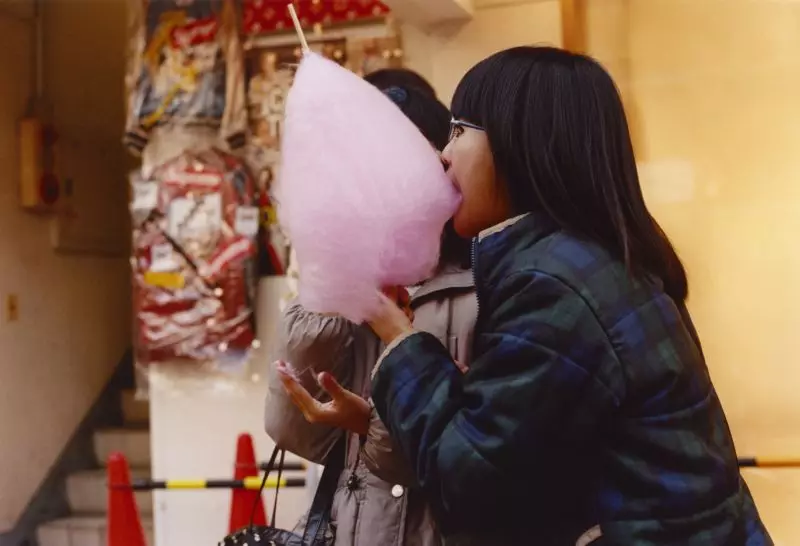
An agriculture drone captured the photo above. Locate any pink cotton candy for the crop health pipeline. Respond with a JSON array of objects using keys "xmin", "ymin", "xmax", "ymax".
[{"xmin": 276, "ymin": 53, "xmax": 461, "ymax": 323}]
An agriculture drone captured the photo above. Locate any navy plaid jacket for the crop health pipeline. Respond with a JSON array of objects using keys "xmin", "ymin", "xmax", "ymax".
[{"xmin": 372, "ymin": 213, "xmax": 771, "ymax": 545}]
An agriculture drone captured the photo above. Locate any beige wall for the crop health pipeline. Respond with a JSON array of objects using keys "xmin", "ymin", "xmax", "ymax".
[
  {"xmin": 402, "ymin": 0, "xmax": 562, "ymax": 102},
  {"xmin": 0, "ymin": 0, "xmax": 129, "ymax": 530},
  {"xmin": 403, "ymin": 0, "xmax": 799, "ymax": 541}
]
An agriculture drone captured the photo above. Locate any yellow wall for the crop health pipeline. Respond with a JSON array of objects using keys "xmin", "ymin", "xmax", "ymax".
[
  {"xmin": 404, "ymin": 0, "xmax": 799, "ymax": 541},
  {"xmin": 586, "ymin": 0, "xmax": 800, "ymax": 540},
  {"xmin": 0, "ymin": 0, "xmax": 129, "ymax": 529}
]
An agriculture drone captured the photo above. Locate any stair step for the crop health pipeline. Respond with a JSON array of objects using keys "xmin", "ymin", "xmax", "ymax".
[
  {"xmin": 67, "ymin": 469, "xmax": 153, "ymax": 516},
  {"xmin": 93, "ymin": 428, "xmax": 150, "ymax": 468},
  {"xmin": 121, "ymin": 389, "xmax": 149, "ymax": 425},
  {"xmin": 37, "ymin": 516, "xmax": 154, "ymax": 546}
]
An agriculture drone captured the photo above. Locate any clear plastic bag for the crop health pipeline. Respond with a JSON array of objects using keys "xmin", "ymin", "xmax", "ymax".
[
  {"xmin": 130, "ymin": 148, "xmax": 259, "ymax": 374},
  {"xmin": 123, "ymin": 0, "xmax": 247, "ymax": 156}
]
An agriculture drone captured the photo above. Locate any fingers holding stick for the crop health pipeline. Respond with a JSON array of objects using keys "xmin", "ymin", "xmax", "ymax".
[
  {"xmin": 276, "ymin": 361, "xmax": 324, "ymax": 422},
  {"xmin": 381, "ymin": 286, "xmax": 414, "ymax": 322},
  {"xmin": 274, "ymin": 361, "xmax": 370, "ymax": 435}
]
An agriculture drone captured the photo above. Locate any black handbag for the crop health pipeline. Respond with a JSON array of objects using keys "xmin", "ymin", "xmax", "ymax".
[{"xmin": 222, "ymin": 437, "xmax": 345, "ymax": 546}]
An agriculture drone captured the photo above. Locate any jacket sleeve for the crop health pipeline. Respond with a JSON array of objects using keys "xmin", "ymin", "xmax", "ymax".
[
  {"xmin": 360, "ymin": 404, "xmax": 417, "ymax": 486},
  {"xmin": 264, "ymin": 300, "xmax": 357, "ymax": 464},
  {"xmin": 370, "ymin": 270, "xmax": 621, "ymax": 532}
]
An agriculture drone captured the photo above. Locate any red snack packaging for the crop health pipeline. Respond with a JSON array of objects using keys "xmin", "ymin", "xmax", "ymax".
[{"xmin": 130, "ymin": 148, "xmax": 259, "ymax": 367}]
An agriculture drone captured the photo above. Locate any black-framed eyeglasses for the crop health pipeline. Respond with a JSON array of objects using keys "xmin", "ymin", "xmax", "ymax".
[{"xmin": 449, "ymin": 118, "xmax": 485, "ymax": 141}]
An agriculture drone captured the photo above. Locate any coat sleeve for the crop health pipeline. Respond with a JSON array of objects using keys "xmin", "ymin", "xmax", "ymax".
[
  {"xmin": 264, "ymin": 300, "xmax": 358, "ymax": 464},
  {"xmin": 370, "ymin": 270, "xmax": 621, "ymax": 532},
  {"xmin": 360, "ymin": 403, "xmax": 417, "ymax": 486},
  {"xmin": 361, "ymin": 288, "xmax": 478, "ymax": 487}
]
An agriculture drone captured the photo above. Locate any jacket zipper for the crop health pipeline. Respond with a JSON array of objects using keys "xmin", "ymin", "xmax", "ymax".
[{"xmin": 471, "ymin": 237, "xmax": 481, "ymax": 319}]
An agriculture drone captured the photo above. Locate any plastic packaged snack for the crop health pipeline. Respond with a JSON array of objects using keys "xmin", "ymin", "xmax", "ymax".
[
  {"xmin": 130, "ymin": 148, "xmax": 259, "ymax": 367},
  {"xmin": 124, "ymin": 0, "xmax": 247, "ymax": 155}
]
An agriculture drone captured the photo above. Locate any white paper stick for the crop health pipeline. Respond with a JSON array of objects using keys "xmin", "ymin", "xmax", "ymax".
[{"xmin": 287, "ymin": 3, "xmax": 310, "ymax": 54}]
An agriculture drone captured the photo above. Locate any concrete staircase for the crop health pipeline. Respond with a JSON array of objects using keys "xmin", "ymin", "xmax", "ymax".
[{"xmin": 36, "ymin": 391, "xmax": 154, "ymax": 546}]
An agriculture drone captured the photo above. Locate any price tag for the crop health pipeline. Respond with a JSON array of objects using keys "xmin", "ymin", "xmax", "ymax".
[
  {"xmin": 144, "ymin": 271, "xmax": 185, "ymax": 289},
  {"xmin": 235, "ymin": 206, "xmax": 260, "ymax": 236},
  {"xmin": 132, "ymin": 181, "xmax": 158, "ymax": 211},
  {"xmin": 168, "ymin": 194, "xmax": 222, "ymax": 239},
  {"xmin": 150, "ymin": 243, "xmax": 177, "ymax": 272}
]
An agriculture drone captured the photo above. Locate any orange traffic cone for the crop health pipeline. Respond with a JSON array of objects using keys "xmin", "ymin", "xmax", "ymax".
[
  {"xmin": 107, "ymin": 452, "xmax": 147, "ymax": 546},
  {"xmin": 229, "ymin": 433, "xmax": 267, "ymax": 533}
]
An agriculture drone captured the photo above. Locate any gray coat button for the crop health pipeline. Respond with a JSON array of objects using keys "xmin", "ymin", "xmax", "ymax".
[{"xmin": 391, "ymin": 484, "xmax": 404, "ymax": 498}]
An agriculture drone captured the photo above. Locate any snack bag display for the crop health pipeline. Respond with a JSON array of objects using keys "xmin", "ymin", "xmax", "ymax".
[
  {"xmin": 124, "ymin": 0, "xmax": 247, "ymax": 155},
  {"xmin": 130, "ymin": 149, "xmax": 259, "ymax": 366}
]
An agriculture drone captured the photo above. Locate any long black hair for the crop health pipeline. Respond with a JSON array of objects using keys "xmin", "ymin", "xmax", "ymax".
[{"xmin": 451, "ymin": 46, "xmax": 688, "ymax": 301}]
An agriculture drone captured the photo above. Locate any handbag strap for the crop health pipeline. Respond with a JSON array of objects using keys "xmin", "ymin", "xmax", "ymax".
[
  {"xmin": 301, "ymin": 436, "xmax": 346, "ymax": 544},
  {"xmin": 250, "ymin": 444, "xmax": 282, "ymax": 529},
  {"xmin": 272, "ymin": 449, "xmax": 286, "ymax": 525},
  {"xmin": 249, "ymin": 436, "xmax": 346, "ymax": 544}
]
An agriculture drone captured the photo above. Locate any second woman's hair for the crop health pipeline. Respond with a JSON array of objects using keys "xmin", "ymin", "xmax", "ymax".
[
  {"xmin": 378, "ymin": 84, "xmax": 471, "ymax": 270},
  {"xmin": 382, "ymin": 85, "xmax": 451, "ymax": 152},
  {"xmin": 364, "ymin": 68, "xmax": 437, "ymax": 98},
  {"xmin": 451, "ymin": 46, "xmax": 688, "ymax": 301}
]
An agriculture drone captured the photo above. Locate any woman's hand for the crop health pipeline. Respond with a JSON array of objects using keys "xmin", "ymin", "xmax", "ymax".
[
  {"xmin": 381, "ymin": 286, "xmax": 414, "ymax": 322},
  {"xmin": 367, "ymin": 290, "xmax": 415, "ymax": 344},
  {"xmin": 275, "ymin": 361, "xmax": 371, "ymax": 436}
]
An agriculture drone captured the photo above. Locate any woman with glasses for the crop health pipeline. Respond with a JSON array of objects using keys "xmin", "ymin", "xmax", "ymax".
[
  {"xmin": 366, "ymin": 47, "xmax": 772, "ymax": 545},
  {"xmin": 265, "ymin": 79, "xmax": 477, "ymax": 546}
]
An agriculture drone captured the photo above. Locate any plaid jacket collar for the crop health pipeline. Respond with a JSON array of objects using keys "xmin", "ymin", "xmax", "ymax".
[
  {"xmin": 474, "ymin": 212, "xmax": 560, "ymax": 293},
  {"xmin": 477, "ymin": 213, "xmax": 531, "ymax": 242}
]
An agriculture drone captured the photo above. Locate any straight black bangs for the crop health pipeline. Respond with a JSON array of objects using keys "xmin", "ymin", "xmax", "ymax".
[
  {"xmin": 451, "ymin": 54, "xmax": 497, "ymax": 127},
  {"xmin": 451, "ymin": 46, "xmax": 545, "ymax": 127}
]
